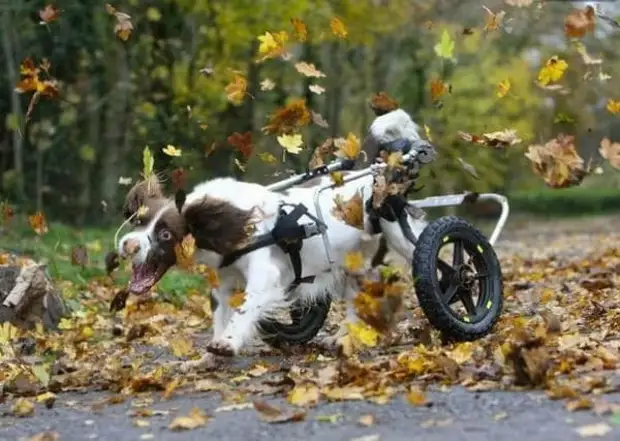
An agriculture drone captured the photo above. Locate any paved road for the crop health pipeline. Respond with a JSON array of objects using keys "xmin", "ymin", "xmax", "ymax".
[{"xmin": 2, "ymin": 386, "xmax": 620, "ymax": 441}]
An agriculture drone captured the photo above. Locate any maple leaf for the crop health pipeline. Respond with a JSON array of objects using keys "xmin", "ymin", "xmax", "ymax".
[
  {"xmin": 39, "ymin": 5, "xmax": 61, "ymax": 24},
  {"xmin": 329, "ymin": 17, "xmax": 348, "ymax": 39},
  {"xmin": 497, "ymin": 79, "xmax": 511, "ymax": 98},
  {"xmin": 606, "ymin": 99, "xmax": 620, "ymax": 114},
  {"xmin": 260, "ymin": 78, "xmax": 275, "ymax": 91},
  {"xmin": 564, "ymin": 5, "xmax": 595, "ymax": 38},
  {"xmin": 162, "ymin": 145, "xmax": 182, "ymax": 157},
  {"xmin": 277, "ymin": 133, "xmax": 304, "ymax": 154},
  {"xmin": 262, "ymin": 98, "xmax": 311, "ymax": 134},
  {"xmin": 332, "ymin": 191, "xmax": 364, "ymax": 230},
  {"xmin": 291, "ymin": 18, "xmax": 308, "ymax": 42},
  {"xmin": 29, "ymin": 211, "xmax": 48, "ymax": 235},
  {"xmin": 227, "ymin": 132, "xmax": 253, "ymax": 159},
  {"xmin": 104, "ymin": 4, "xmax": 133, "ymax": 41},
  {"xmin": 168, "ymin": 408, "xmax": 207, "ymax": 431},
  {"xmin": 309, "ymin": 84, "xmax": 325, "ymax": 95},
  {"xmin": 537, "ymin": 56, "xmax": 568, "ymax": 86},
  {"xmin": 225, "ymin": 73, "xmax": 247, "ymax": 105},
  {"xmin": 257, "ymin": 31, "xmax": 288, "ymax": 61},
  {"xmin": 348, "ymin": 321, "xmax": 380, "ymax": 348},
  {"xmin": 524, "ymin": 134, "xmax": 588, "ymax": 188},
  {"xmin": 295, "ymin": 62, "xmax": 326, "ymax": 78},
  {"xmin": 335, "ymin": 133, "xmax": 361, "ymax": 160},
  {"xmin": 430, "ymin": 79, "xmax": 448, "ymax": 102},
  {"xmin": 14, "ymin": 57, "xmax": 60, "ymax": 120},
  {"xmin": 174, "ymin": 234, "xmax": 196, "ymax": 270},
  {"xmin": 599, "ymin": 137, "xmax": 620, "ymax": 170},
  {"xmin": 434, "ymin": 29, "xmax": 455, "ymax": 59},
  {"xmin": 482, "ymin": 6, "xmax": 505, "ymax": 32}
]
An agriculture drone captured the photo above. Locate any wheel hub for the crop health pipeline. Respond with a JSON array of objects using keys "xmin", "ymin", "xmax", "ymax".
[{"xmin": 455, "ymin": 264, "xmax": 476, "ymax": 289}]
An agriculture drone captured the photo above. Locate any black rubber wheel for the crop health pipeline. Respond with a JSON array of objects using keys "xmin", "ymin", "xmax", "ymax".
[
  {"xmin": 259, "ymin": 296, "xmax": 331, "ymax": 347},
  {"xmin": 412, "ymin": 215, "xmax": 503, "ymax": 341}
]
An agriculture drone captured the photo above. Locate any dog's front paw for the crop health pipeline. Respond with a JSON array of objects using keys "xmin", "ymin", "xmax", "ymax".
[
  {"xmin": 207, "ymin": 339, "xmax": 235, "ymax": 357},
  {"xmin": 178, "ymin": 353, "xmax": 217, "ymax": 373}
]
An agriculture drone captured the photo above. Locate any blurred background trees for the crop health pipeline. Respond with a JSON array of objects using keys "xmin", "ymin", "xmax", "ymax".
[{"xmin": 1, "ymin": 0, "xmax": 620, "ymax": 227}]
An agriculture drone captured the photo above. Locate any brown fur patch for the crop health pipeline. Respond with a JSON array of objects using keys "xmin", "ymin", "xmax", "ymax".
[
  {"xmin": 183, "ymin": 197, "xmax": 258, "ymax": 255},
  {"xmin": 123, "ymin": 175, "xmax": 165, "ymax": 220}
]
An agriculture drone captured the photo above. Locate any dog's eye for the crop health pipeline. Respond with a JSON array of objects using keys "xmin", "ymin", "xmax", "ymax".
[{"xmin": 158, "ymin": 229, "xmax": 172, "ymax": 241}]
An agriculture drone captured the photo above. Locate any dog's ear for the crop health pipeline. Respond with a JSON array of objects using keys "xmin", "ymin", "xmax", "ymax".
[{"xmin": 123, "ymin": 174, "xmax": 164, "ymax": 219}]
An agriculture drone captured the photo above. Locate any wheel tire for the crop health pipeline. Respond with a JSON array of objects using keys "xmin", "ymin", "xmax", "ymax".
[
  {"xmin": 412, "ymin": 215, "xmax": 503, "ymax": 341},
  {"xmin": 259, "ymin": 296, "xmax": 331, "ymax": 347}
]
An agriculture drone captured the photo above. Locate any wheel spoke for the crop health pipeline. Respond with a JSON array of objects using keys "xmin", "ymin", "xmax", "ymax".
[
  {"xmin": 443, "ymin": 283, "xmax": 460, "ymax": 304},
  {"xmin": 459, "ymin": 291, "xmax": 477, "ymax": 316},
  {"xmin": 452, "ymin": 240, "xmax": 465, "ymax": 267},
  {"xmin": 437, "ymin": 259, "xmax": 456, "ymax": 277}
]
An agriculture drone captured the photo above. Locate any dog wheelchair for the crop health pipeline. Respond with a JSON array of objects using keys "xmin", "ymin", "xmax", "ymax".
[{"xmin": 221, "ymin": 138, "xmax": 510, "ymax": 347}]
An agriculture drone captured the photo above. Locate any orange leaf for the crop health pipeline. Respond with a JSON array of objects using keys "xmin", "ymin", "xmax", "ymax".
[
  {"xmin": 174, "ymin": 235, "xmax": 196, "ymax": 270},
  {"xmin": 329, "ymin": 17, "xmax": 348, "ymax": 39},
  {"xmin": 225, "ymin": 73, "xmax": 247, "ymax": 105},
  {"xmin": 39, "ymin": 5, "xmax": 61, "ymax": 24},
  {"xmin": 228, "ymin": 290, "xmax": 247, "ymax": 309},
  {"xmin": 262, "ymin": 98, "xmax": 311, "ymax": 135},
  {"xmin": 564, "ymin": 5, "xmax": 595, "ymax": 38},
  {"xmin": 430, "ymin": 79, "xmax": 448, "ymax": 102},
  {"xmin": 291, "ymin": 18, "xmax": 308, "ymax": 42},
  {"xmin": 331, "ymin": 191, "xmax": 364, "ymax": 230},
  {"xmin": 227, "ymin": 132, "xmax": 253, "ymax": 159},
  {"xmin": 606, "ymin": 99, "xmax": 620, "ymax": 115},
  {"xmin": 28, "ymin": 212, "xmax": 48, "ymax": 235},
  {"xmin": 524, "ymin": 134, "xmax": 588, "ymax": 188}
]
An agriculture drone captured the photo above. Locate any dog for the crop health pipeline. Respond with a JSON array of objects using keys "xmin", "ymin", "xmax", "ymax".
[{"xmin": 116, "ymin": 170, "xmax": 427, "ymax": 370}]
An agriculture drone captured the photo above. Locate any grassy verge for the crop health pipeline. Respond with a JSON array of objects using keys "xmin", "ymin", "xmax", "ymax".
[
  {"xmin": 507, "ymin": 187, "xmax": 620, "ymax": 217},
  {"xmin": 0, "ymin": 217, "xmax": 207, "ymax": 309}
]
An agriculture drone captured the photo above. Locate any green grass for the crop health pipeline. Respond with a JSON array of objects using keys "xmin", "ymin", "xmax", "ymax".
[
  {"xmin": 0, "ymin": 217, "xmax": 207, "ymax": 310},
  {"xmin": 508, "ymin": 187, "xmax": 620, "ymax": 217}
]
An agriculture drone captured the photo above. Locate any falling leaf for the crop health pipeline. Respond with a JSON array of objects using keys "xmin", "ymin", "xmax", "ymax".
[
  {"xmin": 71, "ymin": 245, "xmax": 88, "ymax": 267},
  {"xmin": 105, "ymin": 4, "xmax": 133, "ymax": 41},
  {"xmin": 118, "ymin": 176, "xmax": 132, "ymax": 185},
  {"xmin": 260, "ymin": 78, "xmax": 276, "ymax": 91},
  {"xmin": 142, "ymin": 146, "xmax": 154, "ymax": 180},
  {"xmin": 29, "ymin": 211, "xmax": 48, "ymax": 235},
  {"xmin": 288, "ymin": 383, "xmax": 320, "ymax": 407},
  {"xmin": 457, "ymin": 157, "xmax": 479, "ymax": 179},
  {"xmin": 458, "ymin": 129, "xmax": 521, "ymax": 148},
  {"xmin": 434, "ymin": 29, "xmax": 455, "ymax": 59},
  {"xmin": 330, "ymin": 17, "xmax": 348, "ymax": 39},
  {"xmin": 424, "ymin": 124, "xmax": 432, "ymax": 142},
  {"xmin": 537, "ymin": 56, "xmax": 568, "ymax": 86},
  {"xmin": 199, "ymin": 66, "xmax": 214, "ymax": 76},
  {"xmin": 599, "ymin": 138, "xmax": 620, "ymax": 170},
  {"xmin": 482, "ymin": 6, "xmax": 506, "ymax": 32},
  {"xmin": 168, "ymin": 407, "xmax": 207, "ymax": 431},
  {"xmin": 430, "ymin": 79, "xmax": 448, "ymax": 102},
  {"xmin": 263, "ymin": 99, "xmax": 311, "ymax": 134},
  {"xmin": 606, "ymin": 99, "xmax": 620, "ymax": 115},
  {"xmin": 233, "ymin": 158, "xmax": 246, "ymax": 172},
  {"xmin": 348, "ymin": 321, "xmax": 380, "ymax": 348},
  {"xmin": 497, "ymin": 79, "xmax": 511, "ymax": 98},
  {"xmin": 575, "ymin": 43, "xmax": 602, "ymax": 66},
  {"xmin": 332, "ymin": 191, "xmax": 364, "ymax": 229},
  {"xmin": 228, "ymin": 289, "xmax": 247, "ymax": 309},
  {"xmin": 225, "ymin": 73, "xmax": 248, "ymax": 105},
  {"xmin": 14, "ymin": 57, "xmax": 60, "ymax": 120},
  {"xmin": 12, "ymin": 398, "xmax": 35, "ymax": 417},
  {"xmin": 309, "ymin": 84, "xmax": 326, "ymax": 95},
  {"xmin": 525, "ymin": 133, "xmax": 587, "ymax": 188},
  {"xmin": 257, "ymin": 31, "xmax": 288, "ymax": 61},
  {"xmin": 564, "ymin": 6, "xmax": 595, "ymax": 38},
  {"xmin": 575, "ymin": 422, "xmax": 611, "ymax": 437},
  {"xmin": 407, "ymin": 386, "xmax": 428, "ymax": 407},
  {"xmin": 344, "ymin": 252, "xmax": 364, "ymax": 273},
  {"xmin": 295, "ymin": 62, "xmax": 326, "ymax": 78},
  {"xmin": 277, "ymin": 133, "xmax": 304, "ymax": 154},
  {"xmin": 227, "ymin": 132, "xmax": 253, "ymax": 159},
  {"xmin": 312, "ymin": 111, "xmax": 329, "ymax": 129},
  {"xmin": 163, "ymin": 145, "xmax": 182, "ymax": 157},
  {"xmin": 174, "ymin": 234, "xmax": 196, "ymax": 270},
  {"xmin": 258, "ymin": 152, "xmax": 278, "ymax": 164},
  {"xmin": 335, "ymin": 132, "xmax": 361, "ymax": 160},
  {"xmin": 39, "ymin": 5, "xmax": 61, "ymax": 24},
  {"xmin": 253, "ymin": 400, "xmax": 306, "ymax": 424},
  {"xmin": 291, "ymin": 18, "xmax": 308, "ymax": 42}
]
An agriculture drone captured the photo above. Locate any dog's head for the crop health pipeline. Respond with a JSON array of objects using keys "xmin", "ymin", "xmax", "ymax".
[{"xmin": 117, "ymin": 176, "xmax": 258, "ymax": 295}]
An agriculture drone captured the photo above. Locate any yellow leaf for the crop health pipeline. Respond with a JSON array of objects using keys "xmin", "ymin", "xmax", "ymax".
[
  {"xmin": 168, "ymin": 408, "xmax": 207, "ymax": 431},
  {"xmin": 329, "ymin": 17, "xmax": 348, "ymax": 39},
  {"xmin": 537, "ymin": 56, "xmax": 568, "ymax": 86},
  {"xmin": 137, "ymin": 205, "xmax": 149, "ymax": 218},
  {"xmin": 497, "ymin": 79, "xmax": 511, "ymax": 98},
  {"xmin": 330, "ymin": 171, "xmax": 344, "ymax": 186},
  {"xmin": 11, "ymin": 398, "xmax": 35, "ymax": 417},
  {"xmin": 606, "ymin": 99, "xmax": 620, "ymax": 114},
  {"xmin": 257, "ymin": 31, "xmax": 288, "ymax": 61},
  {"xmin": 31, "ymin": 364, "xmax": 51, "ymax": 387},
  {"xmin": 225, "ymin": 73, "xmax": 247, "ymax": 105},
  {"xmin": 162, "ymin": 145, "xmax": 182, "ymax": 157},
  {"xmin": 35, "ymin": 392, "xmax": 56, "ymax": 408},
  {"xmin": 277, "ymin": 133, "xmax": 304, "ymax": 154},
  {"xmin": 424, "ymin": 124, "xmax": 433, "ymax": 142},
  {"xmin": 347, "ymin": 321, "xmax": 379, "ymax": 348},
  {"xmin": 258, "ymin": 152, "xmax": 278, "ymax": 164},
  {"xmin": 169, "ymin": 337, "xmax": 194, "ymax": 357},
  {"xmin": 288, "ymin": 383, "xmax": 320, "ymax": 407},
  {"xmin": 142, "ymin": 146, "xmax": 154, "ymax": 179},
  {"xmin": 228, "ymin": 290, "xmax": 247, "ymax": 309},
  {"xmin": 331, "ymin": 191, "xmax": 364, "ymax": 230},
  {"xmin": 0, "ymin": 321, "xmax": 18, "ymax": 344},
  {"xmin": 291, "ymin": 18, "xmax": 308, "ymax": 42},
  {"xmin": 335, "ymin": 132, "xmax": 361, "ymax": 160},
  {"xmin": 344, "ymin": 251, "xmax": 364, "ymax": 272},
  {"xmin": 174, "ymin": 234, "xmax": 196, "ymax": 270},
  {"xmin": 163, "ymin": 378, "xmax": 181, "ymax": 400},
  {"xmin": 407, "ymin": 386, "xmax": 428, "ymax": 407},
  {"xmin": 482, "ymin": 6, "xmax": 505, "ymax": 32}
]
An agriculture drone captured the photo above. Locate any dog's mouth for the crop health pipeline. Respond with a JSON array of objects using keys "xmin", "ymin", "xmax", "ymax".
[{"xmin": 128, "ymin": 261, "xmax": 170, "ymax": 294}]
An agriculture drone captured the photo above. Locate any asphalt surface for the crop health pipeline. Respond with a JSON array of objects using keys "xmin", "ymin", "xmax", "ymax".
[{"xmin": 2, "ymin": 386, "xmax": 620, "ymax": 441}]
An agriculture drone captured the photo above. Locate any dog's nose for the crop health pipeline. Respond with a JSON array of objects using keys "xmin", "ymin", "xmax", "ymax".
[{"xmin": 122, "ymin": 238, "xmax": 141, "ymax": 257}]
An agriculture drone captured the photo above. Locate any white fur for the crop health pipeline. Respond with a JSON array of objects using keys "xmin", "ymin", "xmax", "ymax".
[
  {"xmin": 118, "ymin": 174, "xmax": 427, "ymax": 360},
  {"xmin": 368, "ymin": 109, "xmax": 422, "ymax": 145}
]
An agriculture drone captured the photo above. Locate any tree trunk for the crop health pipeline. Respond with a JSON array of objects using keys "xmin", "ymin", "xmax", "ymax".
[
  {"xmin": 1, "ymin": 10, "xmax": 25, "ymax": 202},
  {"xmin": 328, "ymin": 41, "xmax": 343, "ymax": 139}
]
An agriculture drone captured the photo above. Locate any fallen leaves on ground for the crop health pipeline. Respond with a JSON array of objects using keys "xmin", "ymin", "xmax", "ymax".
[
  {"xmin": 168, "ymin": 407, "xmax": 208, "ymax": 430},
  {"xmin": 253, "ymin": 400, "xmax": 306, "ymax": 423}
]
